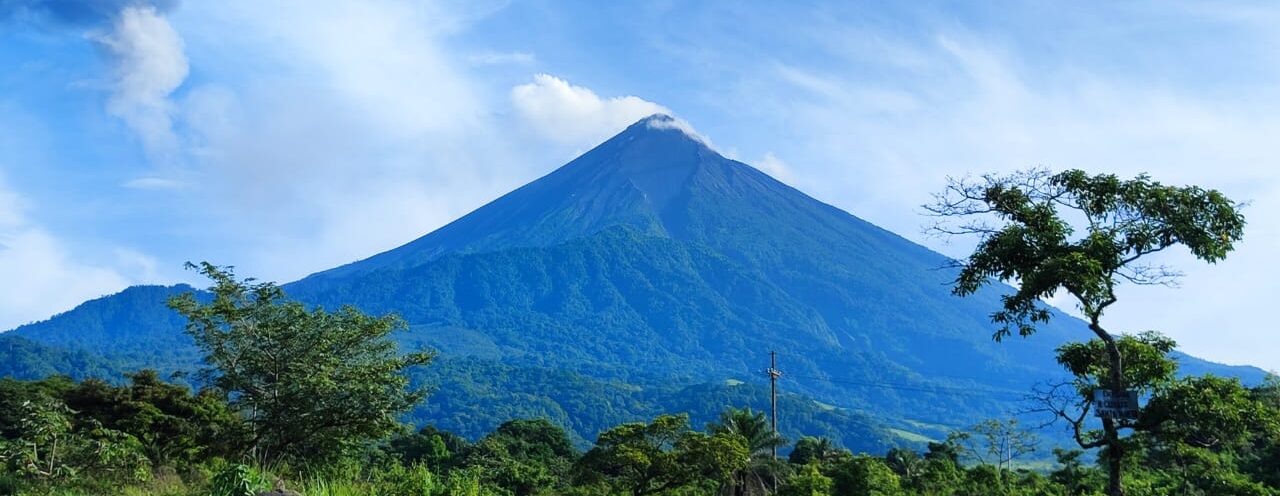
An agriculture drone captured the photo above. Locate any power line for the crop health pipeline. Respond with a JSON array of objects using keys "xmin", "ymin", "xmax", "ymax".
[
  {"xmin": 781, "ymin": 373, "xmax": 1027, "ymax": 400},
  {"xmin": 766, "ymin": 351, "xmax": 781, "ymax": 493},
  {"xmin": 767, "ymin": 350, "xmax": 1058, "ymax": 388}
]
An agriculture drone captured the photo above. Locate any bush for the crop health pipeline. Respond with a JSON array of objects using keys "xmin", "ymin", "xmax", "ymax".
[{"xmin": 210, "ymin": 464, "xmax": 261, "ymax": 496}]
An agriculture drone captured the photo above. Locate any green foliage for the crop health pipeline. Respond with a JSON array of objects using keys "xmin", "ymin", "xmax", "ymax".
[
  {"xmin": 1050, "ymin": 448, "xmax": 1105, "ymax": 495},
  {"xmin": 374, "ymin": 463, "xmax": 445, "ymax": 496},
  {"xmin": 777, "ymin": 462, "xmax": 831, "ymax": 496},
  {"xmin": 949, "ymin": 419, "xmax": 1038, "ymax": 473},
  {"xmin": 830, "ymin": 455, "xmax": 903, "ymax": 496},
  {"xmin": 575, "ymin": 414, "xmax": 748, "ymax": 495},
  {"xmin": 0, "ymin": 378, "xmax": 1276, "ymax": 495},
  {"xmin": 0, "ymin": 397, "xmax": 150, "ymax": 486},
  {"xmin": 707, "ymin": 407, "xmax": 786, "ymax": 495},
  {"xmin": 788, "ymin": 437, "xmax": 849, "ymax": 467},
  {"xmin": 1057, "ymin": 332, "xmax": 1179, "ymax": 399},
  {"xmin": 0, "ymin": 335, "xmax": 127, "ymax": 383},
  {"xmin": 389, "ymin": 425, "xmax": 468, "ymax": 472},
  {"xmin": 1142, "ymin": 375, "xmax": 1278, "ymax": 451},
  {"xmin": 930, "ymin": 168, "xmax": 1244, "ymax": 340},
  {"xmin": 1, "ymin": 398, "xmax": 78, "ymax": 481},
  {"xmin": 210, "ymin": 464, "xmax": 259, "ymax": 496},
  {"xmin": 461, "ymin": 419, "xmax": 578, "ymax": 495},
  {"xmin": 931, "ymin": 168, "xmax": 1246, "ymax": 495},
  {"xmin": 7, "ymin": 225, "xmax": 1268, "ymax": 459},
  {"xmin": 407, "ymin": 357, "xmax": 894, "ymax": 458},
  {"xmin": 168, "ymin": 262, "xmax": 434, "ymax": 463},
  {"xmin": 60, "ymin": 370, "xmax": 246, "ymax": 468}
]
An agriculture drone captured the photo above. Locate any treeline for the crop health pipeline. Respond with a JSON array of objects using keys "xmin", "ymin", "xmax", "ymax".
[
  {"xmin": 3, "ymin": 259, "xmax": 1279, "ymax": 495},
  {"xmin": 2, "ymin": 370, "xmax": 1279, "ymax": 495}
]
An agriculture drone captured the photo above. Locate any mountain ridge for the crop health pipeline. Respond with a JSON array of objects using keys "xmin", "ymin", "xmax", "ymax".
[{"xmin": 2, "ymin": 115, "xmax": 1269, "ymax": 449}]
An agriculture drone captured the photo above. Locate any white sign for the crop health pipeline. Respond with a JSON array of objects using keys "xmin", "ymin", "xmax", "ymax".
[{"xmin": 1093, "ymin": 389, "xmax": 1139, "ymax": 419}]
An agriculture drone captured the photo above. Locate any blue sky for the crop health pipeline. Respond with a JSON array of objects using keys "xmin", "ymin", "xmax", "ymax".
[{"xmin": 1, "ymin": 0, "xmax": 1277, "ymax": 370}]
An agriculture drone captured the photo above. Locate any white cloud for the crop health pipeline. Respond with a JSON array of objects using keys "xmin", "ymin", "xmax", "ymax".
[
  {"xmin": 0, "ymin": 181, "xmax": 23, "ymax": 230},
  {"xmin": 511, "ymin": 74, "xmax": 671, "ymax": 145},
  {"xmin": 0, "ymin": 177, "xmax": 134, "ymax": 331},
  {"xmin": 122, "ymin": 176, "xmax": 185, "ymax": 190},
  {"xmin": 642, "ymin": 114, "xmax": 713, "ymax": 147},
  {"xmin": 154, "ymin": 0, "xmax": 531, "ymax": 281},
  {"xmin": 468, "ymin": 50, "xmax": 536, "ymax": 65},
  {"xmin": 754, "ymin": 152, "xmax": 794, "ymax": 182},
  {"xmin": 95, "ymin": 5, "xmax": 189, "ymax": 164},
  {"xmin": 744, "ymin": 32, "xmax": 1280, "ymax": 369},
  {"xmin": 197, "ymin": 0, "xmax": 484, "ymax": 140}
]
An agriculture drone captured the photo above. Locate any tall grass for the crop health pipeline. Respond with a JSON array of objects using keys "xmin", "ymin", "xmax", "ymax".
[{"xmin": 1, "ymin": 462, "xmax": 481, "ymax": 496}]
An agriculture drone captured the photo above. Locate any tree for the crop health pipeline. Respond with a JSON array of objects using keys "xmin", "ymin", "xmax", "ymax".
[
  {"xmin": 60, "ymin": 370, "xmax": 246, "ymax": 468},
  {"xmin": 830, "ymin": 455, "xmax": 903, "ymax": 496},
  {"xmin": 1142, "ymin": 375, "xmax": 1276, "ymax": 452},
  {"xmin": 390, "ymin": 425, "xmax": 469, "ymax": 471},
  {"xmin": 1034, "ymin": 332, "xmax": 1178, "ymax": 441},
  {"xmin": 574, "ymin": 414, "xmax": 748, "ymax": 495},
  {"xmin": 1049, "ymin": 448, "xmax": 1104, "ymax": 496},
  {"xmin": 926, "ymin": 168, "xmax": 1245, "ymax": 495},
  {"xmin": 778, "ymin": 462, "xmax": 832, "ymax": 496},
  {"xmin": 883, "ymin": 448, "xmax": 923, "ymax": 482},
  {"xmin": 707, "ymin": 407, "xmax": 787, "ymax": 495},
  {"xmin": 463, "ymin": 419, "xmax": 579, "ymax": 495},
  {"xmin": 168, "ymin": 262, "xmax": 434, "ymax": 463},
  {"xmin": 788, "ymin": 437, "xmax": 849, "ymax": 467},
  {"xmin": 1245, "ymin": 374, "xmax": 1280, "ymax": 488},
  {"xmin": 908, "ymin": 443, "xmax": 966, "ymax": 496},
  {"xmin": 1128, "ymin": 375, "xmax": 1280, "ymax": 495},
  {"xmin": 948, "ymin": 419, "xmax": 1037, "ymax": 489},
  {"xmin": 0, "ymin": 398, "xmax": 149, "ymax": 484}
]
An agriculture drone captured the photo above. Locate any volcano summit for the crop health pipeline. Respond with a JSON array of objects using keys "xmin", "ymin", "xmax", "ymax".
[{"xmin": 2, "ymin": 115, "xmax": 1263, "ymax": 448}]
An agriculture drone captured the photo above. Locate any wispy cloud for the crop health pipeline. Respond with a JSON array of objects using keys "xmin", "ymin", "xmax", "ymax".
[
  {"xmin": 468, "ymin": 50, "xmax": 536, "ymax": 66},
  {"xmin": 154, "ymin": 0, "xmax": 527, "ymax": 280},
  {"xmin": 121, "ymin": 176, "xmax": 185, "ymax": 190},
  {"xmin": 740, "ymin": 26, "xmax": 1280, "ymax": 369},
  {"xmin": 753, "ymin": 152, "xmax": 793, "ymax": 182},
  {"xmin": 95, "ymin": 5, "xmax": 188, "ymax": 165},
  {"xmin": 4, "ymin": 0, "xmax": 1279, "ymax": 370}
]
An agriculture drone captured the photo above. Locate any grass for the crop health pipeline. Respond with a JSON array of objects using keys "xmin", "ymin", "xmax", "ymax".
[
  {"xmin": 888, "ymin": 428, "xmax": 938, "ymax": 444},
  {"xmin": 811, "ymin": 400, "xmax": 839, "ymax": 411}
]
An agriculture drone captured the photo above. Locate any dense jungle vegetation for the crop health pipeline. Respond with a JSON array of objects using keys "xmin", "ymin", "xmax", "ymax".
[
  {"xmin": 2, "ymin": 262, "xmax": 1279, "ymax": 495},
  {"xmin": 2, "ymin": 369, "xmax": 1278, "ymax": 495}
]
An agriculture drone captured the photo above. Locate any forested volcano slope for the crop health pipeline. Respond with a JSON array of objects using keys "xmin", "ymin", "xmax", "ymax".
[{"xmin": 3, "ymin": 115, "xmax": 1264, "ymax": 449}]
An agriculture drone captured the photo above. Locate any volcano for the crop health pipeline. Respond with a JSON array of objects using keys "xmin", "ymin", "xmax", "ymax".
[{"xmin": 3, "ymin": 115, "xmax": 1263, "ymax": 448}]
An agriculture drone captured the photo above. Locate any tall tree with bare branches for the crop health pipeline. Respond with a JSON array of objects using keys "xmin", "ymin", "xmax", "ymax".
[{"xmin": 924, "ymin": 168, "xmax": 1245, "ymax": 496}]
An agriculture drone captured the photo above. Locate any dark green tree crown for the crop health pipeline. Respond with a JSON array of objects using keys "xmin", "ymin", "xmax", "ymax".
[{"xmin": 926, "ymin": 168, "xmax": 1245, "ymax": 340}]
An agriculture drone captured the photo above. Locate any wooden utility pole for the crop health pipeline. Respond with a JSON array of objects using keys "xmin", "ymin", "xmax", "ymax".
[
  {"xmin": 767, "ymin": 351, "xmax": 782, "ymax": 460},
  {"xmin": 767, "ymin": 351, "xmax": 782, "ymax": 494}
]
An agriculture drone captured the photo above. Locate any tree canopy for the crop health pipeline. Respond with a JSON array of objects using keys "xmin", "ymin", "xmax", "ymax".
[
  {"xmin": 927, "ymin": 168, "xmax": 1246, "ymax": 496},
  {"xmin": 167, "ymin": 262, "xmax": 434, "ymax": 463}
]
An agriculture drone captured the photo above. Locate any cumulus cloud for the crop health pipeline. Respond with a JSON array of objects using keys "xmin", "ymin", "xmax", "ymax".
[
  {"xmin": 95, "ymin": 5, "xmax": 188, "ymax": 164},
  {"xmin": 511, "ymin": 74, "xmax": 671, "ymax": 145}
]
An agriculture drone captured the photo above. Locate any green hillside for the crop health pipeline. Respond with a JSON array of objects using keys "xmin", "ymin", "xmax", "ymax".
[{"xmin": 1, "ymin": 115, "xmax": 1267, "ymax": 455}]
